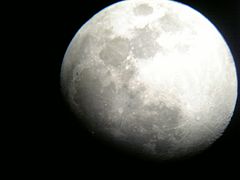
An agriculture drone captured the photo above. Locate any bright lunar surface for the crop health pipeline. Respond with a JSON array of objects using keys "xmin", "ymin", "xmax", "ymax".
[{"xmin": 61, "ymin": 0, "xmax": 238, "ymax": 160}]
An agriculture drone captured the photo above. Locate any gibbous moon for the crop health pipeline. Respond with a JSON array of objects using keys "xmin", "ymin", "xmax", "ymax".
[{"xmin": 61, "ymin": 0, "xmax": 238, "ymax": 160}]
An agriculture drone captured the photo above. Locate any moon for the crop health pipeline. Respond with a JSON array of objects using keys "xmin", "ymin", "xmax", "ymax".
[{"xmin": 61, "ymin": 0, "xmax": 238, "ymax": 160}]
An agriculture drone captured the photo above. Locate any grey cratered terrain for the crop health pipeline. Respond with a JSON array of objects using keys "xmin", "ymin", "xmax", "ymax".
[{"xmin": 61, "ymin": 0, "xmax": 238, "ymax": 160}]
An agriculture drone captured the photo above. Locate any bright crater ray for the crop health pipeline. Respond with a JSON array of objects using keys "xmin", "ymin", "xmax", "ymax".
[{"xmin": 61, "ymin": 0, "xmax": 238, "ymax": 160}]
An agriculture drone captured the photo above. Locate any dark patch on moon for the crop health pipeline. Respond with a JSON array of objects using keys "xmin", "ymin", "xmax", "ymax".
[
  {"xmin": 61, "ymin": 34, "xmax": 96, "ymax": 96},
  {"xmin": 73, "ymin": 68, "xmax": 101, "ymax": 108},
  {"xmin": 134, "ymin": 3, "xmax": 153, "ymax": 16},
  {"xmin": 121, "ymin": 66, "xmax": 136, "ymax": 84},
  {"xmin": 144, "ymin": 103, "xmax": 181, "ymax": 130},
  {"xmin": 99, "ymin": 37, "xmax": 130, "ymax": 67},
  {"xmin": 160, "ymin": 13, "xmax": 183, "ymax": 32},
  {"xmin": 76, "ymin": 34, "xmax": 97, "ymax": 63},
  {"xmin": 131, "ymin": 26, "xmax": 160, "ymax": 59},
  {"xmin": 108, "ymin": 88, "xmax": 183, "ymax": 157},
  {"xmin": 73, "ymin": 67, "xmax": 115, "ymax": 129}
]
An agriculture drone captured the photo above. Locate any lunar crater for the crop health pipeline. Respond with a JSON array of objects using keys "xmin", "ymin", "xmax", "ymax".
[
  {"xmin": 160, "ymin": 13, "xmax": 183, "ymax": 32},
  {"xmin": 99, "ymin": 37, "xmax": 130, "ymax": 66}
]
